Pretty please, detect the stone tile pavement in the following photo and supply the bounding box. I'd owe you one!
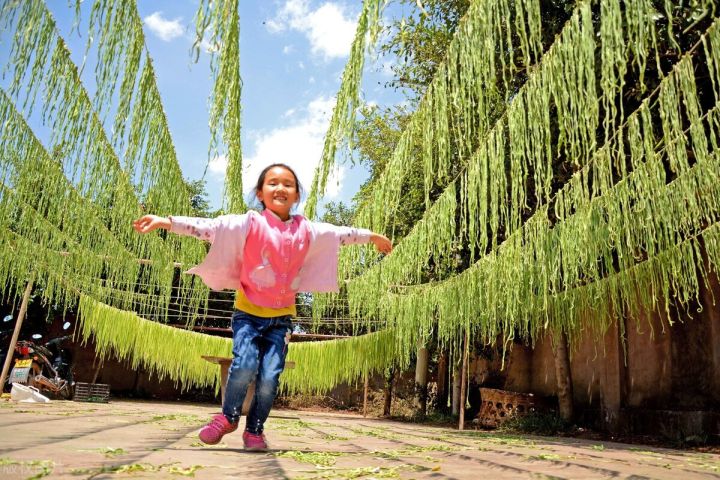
[0,399,718,479]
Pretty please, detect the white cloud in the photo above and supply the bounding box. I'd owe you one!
[324,165,346,198]
[199,37,220,54]
[207,154,228,178]
[380,60,395,77]
[282,45,294,55]
[243,96,346,206]
[143,12,184,42]
[282,108,296,118]
[266,0,357,60]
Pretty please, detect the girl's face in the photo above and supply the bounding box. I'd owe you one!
[256,166,299,220]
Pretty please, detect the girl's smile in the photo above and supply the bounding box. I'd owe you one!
[256,166,299,220]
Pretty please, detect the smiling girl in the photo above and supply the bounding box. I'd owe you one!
[133,163,392,450]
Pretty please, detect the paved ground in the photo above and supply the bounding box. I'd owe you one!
[0,399,718,479]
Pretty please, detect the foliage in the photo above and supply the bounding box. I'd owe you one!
[379,0,472,99]
[304,0,384,218]
[192,0,245,213]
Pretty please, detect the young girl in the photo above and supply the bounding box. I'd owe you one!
[133,163,392,450]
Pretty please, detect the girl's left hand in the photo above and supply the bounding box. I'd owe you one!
[370,233,393,254]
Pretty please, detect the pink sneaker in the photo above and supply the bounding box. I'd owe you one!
[242,430,268,451]
[198,414,238,445]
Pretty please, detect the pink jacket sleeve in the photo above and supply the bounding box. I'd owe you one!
[298,222,373,293]
[320,223,373,246]
[168,216,221,243]
[170,213,252,291]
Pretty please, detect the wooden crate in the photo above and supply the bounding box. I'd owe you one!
[73,382,110,403]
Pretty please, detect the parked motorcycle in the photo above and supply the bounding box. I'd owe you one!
[8,323,74,399]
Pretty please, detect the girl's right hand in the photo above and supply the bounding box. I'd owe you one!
[132,215,171,234]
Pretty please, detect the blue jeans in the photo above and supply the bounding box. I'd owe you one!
[223,311,292,433]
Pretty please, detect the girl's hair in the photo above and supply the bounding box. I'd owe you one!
[253,163,303,208]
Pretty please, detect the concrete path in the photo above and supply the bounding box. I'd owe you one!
[0,399,718,479]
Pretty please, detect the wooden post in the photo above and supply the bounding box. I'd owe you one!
[436,350,448,412]
[414,343,429,418]
[383,367,394,417]
[91,358,104,384]
[451,351,461,415]
[552,330,574,422]
[363,374,369,418]
[0,278,35,389]
[459,330,469,430]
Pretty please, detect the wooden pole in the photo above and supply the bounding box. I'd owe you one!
[0,278,35,389]
[414,343,429,418]
[553,329,574,422]
[363,374,369,418]
[436,350,448,412]
[458,330,469,430]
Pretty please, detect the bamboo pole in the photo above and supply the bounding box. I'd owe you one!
[0,278,35,389]
[363,374,369,418]
[458,330,469,430]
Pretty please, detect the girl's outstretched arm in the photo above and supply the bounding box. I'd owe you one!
[133,214,220,243]
[133,215,170,233]
[369,233,393,254]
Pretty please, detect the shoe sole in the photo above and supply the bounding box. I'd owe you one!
[243,445,268,452]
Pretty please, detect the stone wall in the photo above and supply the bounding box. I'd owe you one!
[497,269,720,439]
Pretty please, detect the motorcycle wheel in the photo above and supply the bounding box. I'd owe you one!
[59,382,74,400]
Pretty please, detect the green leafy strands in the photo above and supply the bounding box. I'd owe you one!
[282,329,400,395]
[352,25,720,353]
[377,83,720,353]
[304,0,383,219]
[0,1,208,319]
[192,0,245,213]
[77,295,231,392]
[333,3,591,320]
[85,0,143,136]
[348,0,696,309]
[330,0,552,301]
[600,0,628,143]
[704,22,720,102]
[0,91,167,313]
[83,0,210,294]
[349,0,544,234]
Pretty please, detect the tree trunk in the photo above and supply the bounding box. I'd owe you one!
[451,353,461,415]
[459,331,470,430]
[414,344,429,418]
[553,330,574,422]
[383,368,395,417]
[363,374,369,418]
[436,350,448,412]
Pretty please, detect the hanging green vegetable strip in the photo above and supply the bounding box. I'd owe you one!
[77,295,231,392]
[348,17,720,357]
[192,0,244,213]
[0,91,190,317]
[0,1,209,321]
[76,291,400,396]
[303,0,382,219]
[282,329,400,395]
[380,84,720,355]
[345,0,681,323]
[340,4,590,321]
[350,0,544,235]
[84,0,211,314]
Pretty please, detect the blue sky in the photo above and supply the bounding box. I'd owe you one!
[1,0,406,212]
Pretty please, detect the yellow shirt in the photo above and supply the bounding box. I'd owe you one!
[234,288,296,317]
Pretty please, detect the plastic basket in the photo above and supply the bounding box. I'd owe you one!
[73,382,110,403]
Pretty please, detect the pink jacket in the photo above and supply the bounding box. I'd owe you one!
[169,210,371,299]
